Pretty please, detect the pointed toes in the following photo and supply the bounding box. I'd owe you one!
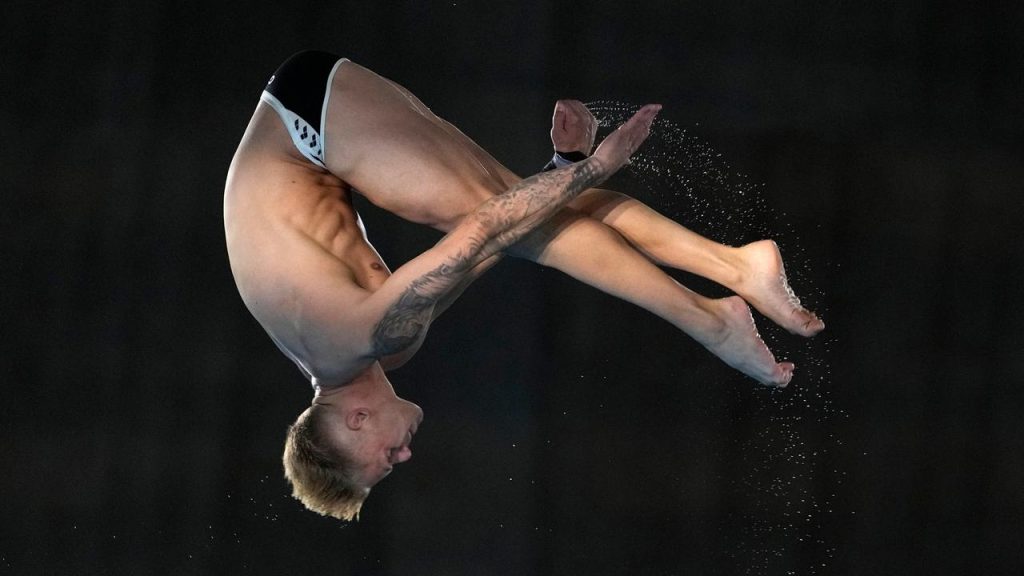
[791,310,825,337]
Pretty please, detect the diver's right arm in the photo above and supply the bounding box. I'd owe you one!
[365,158,609,360]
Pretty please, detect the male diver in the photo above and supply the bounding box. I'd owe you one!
[224,51,823,520]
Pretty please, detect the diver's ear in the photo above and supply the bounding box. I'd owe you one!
[345,408,370,430]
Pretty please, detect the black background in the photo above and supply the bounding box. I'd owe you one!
[3,1,1022,575]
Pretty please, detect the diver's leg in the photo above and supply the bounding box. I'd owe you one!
[509,210,794,387]
[566,188,824,337]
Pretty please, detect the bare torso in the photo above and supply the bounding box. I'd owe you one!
[224,60,519,382]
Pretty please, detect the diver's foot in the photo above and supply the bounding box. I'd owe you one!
[734,240,824,337]
[699,296,794,387]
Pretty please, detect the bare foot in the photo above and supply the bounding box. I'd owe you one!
[698,296,794,387]
[733,240,824,337]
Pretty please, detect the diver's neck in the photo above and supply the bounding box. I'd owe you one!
[313,362,395,403]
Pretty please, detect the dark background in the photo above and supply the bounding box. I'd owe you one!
[3,1,1022,574]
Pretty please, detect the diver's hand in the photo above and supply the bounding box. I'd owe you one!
[591,104,661,173]
[550,100,597,155]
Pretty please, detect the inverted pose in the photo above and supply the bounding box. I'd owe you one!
[224,51,823,520]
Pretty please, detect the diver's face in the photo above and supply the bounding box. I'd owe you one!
[354,398,423,487]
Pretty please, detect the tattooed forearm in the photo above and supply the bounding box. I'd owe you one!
[474,158,606,253]
[371,158,607,359]
[371,249,478,357]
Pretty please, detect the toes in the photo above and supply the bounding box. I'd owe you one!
[791,309,825,337]
[799,313,825,336]
[770,362,795,388]
[807,317,825,335]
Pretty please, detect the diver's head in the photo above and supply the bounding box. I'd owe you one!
[282,367,422,520]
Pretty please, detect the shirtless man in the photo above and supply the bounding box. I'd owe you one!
[223,51,823,520]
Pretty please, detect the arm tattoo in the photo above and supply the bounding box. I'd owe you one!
[475,159,605,250]
[371,158,605,358]
[371,248,477,358]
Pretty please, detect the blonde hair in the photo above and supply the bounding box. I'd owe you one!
[282,404,369,521]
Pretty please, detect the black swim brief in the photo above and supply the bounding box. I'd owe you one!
[260,50,349,168]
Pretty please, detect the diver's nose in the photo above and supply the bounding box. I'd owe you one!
[394,445,413,463]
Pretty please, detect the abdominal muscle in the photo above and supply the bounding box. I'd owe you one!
[224,103,393,377]
[223,62,521,379]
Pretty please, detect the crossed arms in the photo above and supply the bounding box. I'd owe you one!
[304,104,659,387]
